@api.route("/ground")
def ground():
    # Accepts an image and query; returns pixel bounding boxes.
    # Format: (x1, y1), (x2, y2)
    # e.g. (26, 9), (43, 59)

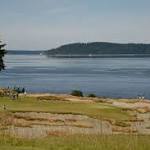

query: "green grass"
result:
(0, 96), (149, 150)
(0, 97), (132, 121)
(0, 135), (150, 150)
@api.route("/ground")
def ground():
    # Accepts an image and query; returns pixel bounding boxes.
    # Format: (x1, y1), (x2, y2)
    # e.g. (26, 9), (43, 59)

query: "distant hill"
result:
(7, 50), (42, 55)
(45, 42), (150, 56)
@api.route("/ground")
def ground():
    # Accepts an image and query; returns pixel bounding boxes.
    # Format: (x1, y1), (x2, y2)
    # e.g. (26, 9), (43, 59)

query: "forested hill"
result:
(45, 42), (150, 55)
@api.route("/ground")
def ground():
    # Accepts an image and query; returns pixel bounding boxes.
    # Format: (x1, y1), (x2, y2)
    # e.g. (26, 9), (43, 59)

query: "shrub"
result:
(71, 90), (83, 97)
(13, 87), (26, 94)
(88, 94), (96, 98)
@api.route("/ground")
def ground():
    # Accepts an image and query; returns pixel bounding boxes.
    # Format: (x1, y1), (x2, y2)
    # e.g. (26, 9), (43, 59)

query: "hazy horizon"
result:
(1, 0), (150, 50)
(7, 41), (150, 51)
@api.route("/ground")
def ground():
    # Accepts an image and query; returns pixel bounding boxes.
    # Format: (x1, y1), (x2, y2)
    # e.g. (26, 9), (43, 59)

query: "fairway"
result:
(0, 96), (132, 121)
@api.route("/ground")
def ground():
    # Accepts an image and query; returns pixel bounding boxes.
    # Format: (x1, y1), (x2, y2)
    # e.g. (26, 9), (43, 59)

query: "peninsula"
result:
(44, 42), (150, 57)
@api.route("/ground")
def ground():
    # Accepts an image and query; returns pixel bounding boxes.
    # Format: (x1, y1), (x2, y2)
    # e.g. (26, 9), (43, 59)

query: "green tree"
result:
(71, 90), (83, 97)
(88, 93), (96, 98)
(0, 41), (6, 71)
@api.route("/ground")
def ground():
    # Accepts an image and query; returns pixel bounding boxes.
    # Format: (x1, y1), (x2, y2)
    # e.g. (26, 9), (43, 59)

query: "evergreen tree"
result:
(0, 41), (6, 71)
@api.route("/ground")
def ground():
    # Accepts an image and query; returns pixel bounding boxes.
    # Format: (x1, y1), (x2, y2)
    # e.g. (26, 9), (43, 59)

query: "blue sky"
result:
(0, 0), (150, 50)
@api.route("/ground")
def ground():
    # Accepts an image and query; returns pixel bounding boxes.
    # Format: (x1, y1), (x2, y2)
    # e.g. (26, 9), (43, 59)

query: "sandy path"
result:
(23, 93), (94, 103)
(112, 101), (150, 109)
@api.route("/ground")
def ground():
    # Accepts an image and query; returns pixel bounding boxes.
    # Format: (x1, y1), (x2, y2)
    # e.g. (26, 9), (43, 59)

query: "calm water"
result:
(1, 54), (150, 98)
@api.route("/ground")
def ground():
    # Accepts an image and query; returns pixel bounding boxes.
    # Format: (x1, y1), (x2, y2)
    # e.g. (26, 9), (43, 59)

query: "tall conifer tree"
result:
(0, 41), (6, 71)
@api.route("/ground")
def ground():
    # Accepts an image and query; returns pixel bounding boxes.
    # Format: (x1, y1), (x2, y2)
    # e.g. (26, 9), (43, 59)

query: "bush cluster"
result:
(71, 90), (97, 98)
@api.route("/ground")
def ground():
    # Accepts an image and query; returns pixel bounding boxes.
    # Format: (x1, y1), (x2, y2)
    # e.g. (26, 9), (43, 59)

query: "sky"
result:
(0, 0), (150, 50)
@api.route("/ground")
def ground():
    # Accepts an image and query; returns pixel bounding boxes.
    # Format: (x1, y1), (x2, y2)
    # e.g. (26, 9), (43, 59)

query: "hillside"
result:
(45, 42), (150, 56)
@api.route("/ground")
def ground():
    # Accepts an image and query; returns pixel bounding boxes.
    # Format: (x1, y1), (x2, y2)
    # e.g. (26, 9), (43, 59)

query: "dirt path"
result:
(24, 93), (94, 103)
(112, 101), (150, 109)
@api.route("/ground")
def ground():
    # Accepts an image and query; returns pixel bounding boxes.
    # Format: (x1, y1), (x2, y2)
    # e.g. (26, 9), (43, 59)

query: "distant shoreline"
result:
(7, 50), (42, 55)
(45, 54), (150, 58)
(6, 51), (150, 58)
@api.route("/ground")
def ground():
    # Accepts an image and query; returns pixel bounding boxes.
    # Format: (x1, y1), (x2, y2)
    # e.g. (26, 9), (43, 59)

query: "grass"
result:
(0, 96), (147, 150)
(0, 97), (132, 122)
(0, 135), (150, 150)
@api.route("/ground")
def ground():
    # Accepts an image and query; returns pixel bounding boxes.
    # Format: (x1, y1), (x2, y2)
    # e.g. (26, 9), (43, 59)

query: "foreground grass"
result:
(0, 135), (150, 150)
(0, 96), (149, 150)
(0, 97), (132, 121)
